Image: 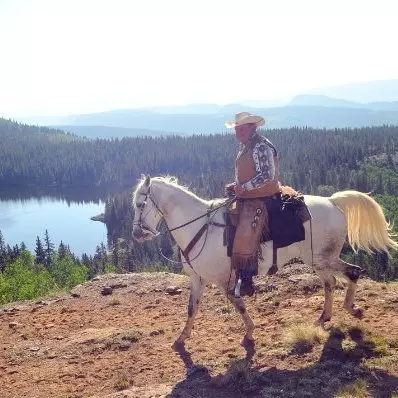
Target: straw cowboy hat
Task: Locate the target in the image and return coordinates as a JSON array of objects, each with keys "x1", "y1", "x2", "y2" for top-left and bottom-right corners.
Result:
[{"x1": 225, "y1": 112, "x2": 266, "y2": 128}]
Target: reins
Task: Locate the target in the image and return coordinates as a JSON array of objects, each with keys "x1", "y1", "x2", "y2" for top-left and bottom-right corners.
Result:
[
  {"x1": 158, "y1": 201, "x2": 224, "y2": 267},
  {"x1": 134, "y1": 186, "x2": 235, "y2": 268}
]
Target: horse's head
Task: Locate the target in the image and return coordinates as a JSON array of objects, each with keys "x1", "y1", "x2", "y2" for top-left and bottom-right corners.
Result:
[{"x1": 132, "y1": 175, "x2": 164, "y2": 242}]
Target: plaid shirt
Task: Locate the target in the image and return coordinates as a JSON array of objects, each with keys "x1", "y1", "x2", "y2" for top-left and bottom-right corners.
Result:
[{"x1": 235, "y1": 135, "x2": 276, "y2": 191}]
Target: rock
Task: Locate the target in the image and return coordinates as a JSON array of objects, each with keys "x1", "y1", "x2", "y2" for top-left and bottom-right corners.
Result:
[
  {"x1": 47, "y1": 353, "x2": 57, "y2": 359},
  {"x1": 149, "y1": 329, "x2": 164, "y2": 337},
  {"x1": 35, "y1": 300, "x2": 48, "y2": 305},
  {"x1": 29, "y1": 346, "x2": 40, "y2": 352},
  {"x1": 110, "y1": 283, "x2": 128, "y2": 289},
  {"x1": 101, "y1": 286, "x2": 113, "y2": 296},
  {"x1": 53, "y1": 298, "x2": 66, "y2": 303},
  {"x1": 165, "y1": 286, "x2": 182, "y2": 295},
  {"x1": 8, "y1": 322, "x2": 21, "y2": 329},
  {"x1": 71, "y1": 292, "x2": 81, "y2": 298}
]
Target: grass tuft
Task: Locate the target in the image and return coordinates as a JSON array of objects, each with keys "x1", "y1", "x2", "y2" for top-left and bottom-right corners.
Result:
[
  {"x1": 284, "y1": 324, "x2": 328, "y2": 354},
  {"x1": 336, "y1": 378, "x2": 368, "y2": 397}
]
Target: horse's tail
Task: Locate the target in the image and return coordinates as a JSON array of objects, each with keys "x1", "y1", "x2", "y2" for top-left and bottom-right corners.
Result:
[{"x1": 329, "y1": 190, "x2": 398, "y2": 253}]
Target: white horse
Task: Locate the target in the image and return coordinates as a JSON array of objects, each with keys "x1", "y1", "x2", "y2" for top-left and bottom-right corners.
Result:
[{"x1": 132, "y1": 175, "x2": 397, "y2": 346}]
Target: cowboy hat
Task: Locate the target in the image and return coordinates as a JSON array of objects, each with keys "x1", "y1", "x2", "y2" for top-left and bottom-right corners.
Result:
[{"x1": 225, "y1": 112, "x2": 266, "y2": 128}]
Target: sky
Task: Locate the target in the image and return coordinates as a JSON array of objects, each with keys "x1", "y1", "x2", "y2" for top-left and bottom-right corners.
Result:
[{"x1": 1, "y1": 0, "x2": 398, "y2": 117}]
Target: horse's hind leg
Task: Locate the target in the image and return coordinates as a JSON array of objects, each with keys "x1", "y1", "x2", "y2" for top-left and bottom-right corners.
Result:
[
  {"x1": 174, "y1": 274, "x2": 204, "y2": 346},
  {"x1": 339, "y1": 259, "x2": 364, "y2": 319},
  {"x1": 315, "y1": 270, "x2": 336, "y2": 327}
]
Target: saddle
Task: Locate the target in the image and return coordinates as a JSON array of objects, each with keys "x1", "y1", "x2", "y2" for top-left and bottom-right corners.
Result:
[{"x1": 224, "y1": 186, "x2": 311, "y2": 271}]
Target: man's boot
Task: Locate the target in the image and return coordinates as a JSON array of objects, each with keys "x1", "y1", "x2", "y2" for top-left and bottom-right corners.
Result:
[
  {"x1": 234, "y1": 271, "x2": 256, "y2": 298},
  {"x1": 240, "y1": 276, "x2": 255, "y2": 297}
]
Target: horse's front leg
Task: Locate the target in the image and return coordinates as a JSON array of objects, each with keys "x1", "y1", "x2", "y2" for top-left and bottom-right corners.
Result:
[
  {"x1": 174, "y1": 274, "x2": 204, "y2": 347},
  {"x1": 227, "y1": 293, "x2": 255, "y2": 343}
]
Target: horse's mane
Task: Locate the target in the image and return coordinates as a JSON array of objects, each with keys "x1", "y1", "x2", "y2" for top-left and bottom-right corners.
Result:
[{"x1": 133, "y1": 175, "x2": 218, "y2": 205}]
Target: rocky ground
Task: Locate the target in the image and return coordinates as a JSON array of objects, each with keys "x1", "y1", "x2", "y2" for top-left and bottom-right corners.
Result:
[{"x1": 1, "y1": 265, "x2": 397, "y2": 398}]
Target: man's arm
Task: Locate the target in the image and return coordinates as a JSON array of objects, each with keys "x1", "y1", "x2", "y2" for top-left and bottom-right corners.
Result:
[{"x1": 241, "y1": 142, "x2": 275, "y2": 191}]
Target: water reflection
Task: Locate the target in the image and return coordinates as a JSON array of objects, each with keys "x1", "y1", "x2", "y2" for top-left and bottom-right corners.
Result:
[
  {"x1": 0, "y1": 184, "x2": 122, "y2": 204},
  {"x1": 0, "y1": 186, "x2": 122, "y2": 256}
]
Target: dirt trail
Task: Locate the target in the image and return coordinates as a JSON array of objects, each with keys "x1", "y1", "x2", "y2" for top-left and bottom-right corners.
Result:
[{"x1": 1, "y1": 266, "x2": 397, "y2": 397}]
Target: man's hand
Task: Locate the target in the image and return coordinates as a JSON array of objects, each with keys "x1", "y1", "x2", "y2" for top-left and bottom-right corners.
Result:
[{"x1": 234, "y1": 184, "x2": 245, "y2": 197}]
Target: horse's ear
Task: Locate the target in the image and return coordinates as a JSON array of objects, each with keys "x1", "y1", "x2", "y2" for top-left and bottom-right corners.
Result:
[{"x1": 144, "y1": 175, "x2": 151, "y2": 187}]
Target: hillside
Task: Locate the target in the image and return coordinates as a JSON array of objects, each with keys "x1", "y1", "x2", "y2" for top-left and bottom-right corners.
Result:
[
  {"x1": 19, "y1": 105, "x2": 398, "y2": 136},
  {"x1": 1, "y1": 265, "x2": 397, "y2": 398}
]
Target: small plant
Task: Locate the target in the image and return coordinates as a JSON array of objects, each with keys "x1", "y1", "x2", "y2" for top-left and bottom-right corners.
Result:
[
  {"x1": 284, "y1": 324, "x2": 328, "y2": 354},
  {"x1": 369, "y1": 336, "x2": 390, "y2": 356},
  {"x1": 336, "y1": 378, "x2": 368, "y2": 397},
  {"x1": 222, "y1": 359, "x2": 259, "y2": 391},
  {"x1": 114, "y1": 376, "x2": 130, "y2": 391},
  {"x1": 108, "y1": 298, "x2": 121, "y2": 306}
]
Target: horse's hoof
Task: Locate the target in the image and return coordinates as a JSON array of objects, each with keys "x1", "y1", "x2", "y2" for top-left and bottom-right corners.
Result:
[
  {"x1": 353, "y1": 307, "x2": 364, "y2": 319},
  {"x1": 172, "y1": 340, "x2": 185, "y2": 350},
  {"x1": 315, "y1": 314, "x2": 330, "y2": 328}
]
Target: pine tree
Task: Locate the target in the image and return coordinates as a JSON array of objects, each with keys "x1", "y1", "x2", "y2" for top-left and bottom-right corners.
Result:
[
  {"x1": 0, "y1": 230, "x2": 7, "y2": 271},
  {"x1": 44, "y1": 230, "x2": 54, "y2": 269},
  {"x1": 58, "y1": 241, "x2": 69, "y2": 259},
  {"x1": 20, "y1": 242, "x2": 27, "y2": 252},
  {"x1": 35, "y1": 236, "x2": 46, "y2": 265}
]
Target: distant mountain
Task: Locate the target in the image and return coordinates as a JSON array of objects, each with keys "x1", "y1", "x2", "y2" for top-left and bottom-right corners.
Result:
[
  {"x1": 364, "y1": 101, "x2": 398, "y2": 111},
  {"x1": 13, "y1": 79, "x2": 398, "y2": 138},
  {"x1": 289, "y1": 94, "x2": 398, "y2": 111},
  {"x1": 238, "y1": 99, "x2": 289, "y2": 108},
  {"x1": 288, "y1": 95, "x2": 361, "y2": 108},
  {"x1": 307, "y1": 79, "x2": 398, "y2": 102},
  {"x1": 45, "y1": 106, "x2": 398, "y2": 136}
]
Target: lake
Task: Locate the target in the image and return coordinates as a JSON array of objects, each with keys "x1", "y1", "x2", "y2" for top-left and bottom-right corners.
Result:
[{"x1": 0, "y1": 197, "x2": 107, "y2": 257}]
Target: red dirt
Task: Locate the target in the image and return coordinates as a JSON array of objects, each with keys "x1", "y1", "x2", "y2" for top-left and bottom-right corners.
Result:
[{"x1": 1, "y1": 265, "x2": 397, "y2": 397}]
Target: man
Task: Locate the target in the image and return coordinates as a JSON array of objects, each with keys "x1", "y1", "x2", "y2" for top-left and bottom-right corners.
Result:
[{"x1": 225, "y1": 112, "x2": 281, "y2": 297}]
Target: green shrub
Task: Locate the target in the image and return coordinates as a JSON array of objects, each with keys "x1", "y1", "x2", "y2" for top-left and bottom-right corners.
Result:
[
  {"x1": 50, "y1": 254, "x2": 88, "y2": 289},
  {"x1": 0, "y1": 251, "x2": 54, "y2": 303}
]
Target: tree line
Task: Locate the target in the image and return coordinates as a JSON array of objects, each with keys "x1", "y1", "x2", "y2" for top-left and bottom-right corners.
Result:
[
  {"x1": 0, "y1": 228, "x2": 118, "y2": 304},
  {"x1": 0, "y1": 117, "x2": 397, "y2": 301},
  {"x1": 1, "y1": 118, "x2": 398, "y2": 196}
]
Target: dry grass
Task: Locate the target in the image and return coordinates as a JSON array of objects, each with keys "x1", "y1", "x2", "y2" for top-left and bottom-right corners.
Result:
[
  {"x1": 82, "y1": 328, "x2": 142, "y2": 352},
  {"x1": 212, "y1": 359, "x2": 260, "y2": 392},
  {"x1": 335, "y1": 378, "x2": 368, "y2": 397},
  {"x1": 108, "y1": 298, "x2": 121, "y2": 306},
  {"x1": 283, "y1": 323, "x2": 328, "y2": 354},
  {"x1": 113, "y1": 372, "x2": 131, "y2": 391}
]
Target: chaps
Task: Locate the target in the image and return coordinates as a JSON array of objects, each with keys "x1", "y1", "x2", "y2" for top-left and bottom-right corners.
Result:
[{"x1": 231, "y1": 198, "x2": 268, "y2": 275}]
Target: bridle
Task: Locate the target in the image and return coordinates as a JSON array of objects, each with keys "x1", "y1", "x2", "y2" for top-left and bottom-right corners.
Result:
[
  {"x1": 133, "y1": 185, "x2": 232, "y2": 235},
  {"x1": 133, "y1": 186, "x2": 163, "y2": 237},
  {"x1": 133, "y1": 183, "x2": 234, "y2": 266}
]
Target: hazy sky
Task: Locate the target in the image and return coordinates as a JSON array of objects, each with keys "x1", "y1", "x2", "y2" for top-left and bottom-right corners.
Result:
[{"x1": 1, "y1": 0, "x2": 397, "y2": 116}]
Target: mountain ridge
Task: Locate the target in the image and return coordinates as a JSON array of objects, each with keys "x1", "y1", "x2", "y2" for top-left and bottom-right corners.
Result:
[{"x1": 10, "y1": 79, "x2": 398, "y2": 137}]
